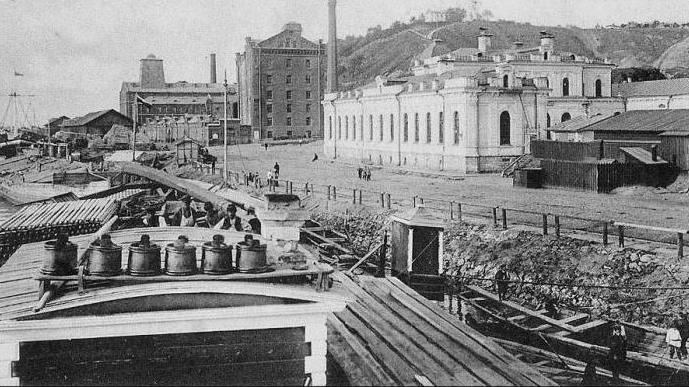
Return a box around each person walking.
[494,265,510,301]
[608,323,627,383]
[273,162,280,179]
[666,319,684,360]
[357,166,363,179]
[679,312,689,359]
[264,143,268,151]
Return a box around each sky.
[0,0,688,124]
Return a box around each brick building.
[119,54,239,124]
[236,22,327,140]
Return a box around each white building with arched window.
[322,72,549,173]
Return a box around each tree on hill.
[612,67,667,83]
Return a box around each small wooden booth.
[175,136,203,166]
[389,205,445,300]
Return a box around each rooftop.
[580,109,689,133]
[612,78,689,98]
[547,113,616,132]
[62,109,131,127]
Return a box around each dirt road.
[210,141,689,230]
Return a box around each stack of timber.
[0,198,118,261]
[459,285,689,385]
[326,272,553,386]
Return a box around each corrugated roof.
[620,147,668,165]
[548,113,615,132]
[612,78,689,98]
[581,109,689,133]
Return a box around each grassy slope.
[337,20,689,87]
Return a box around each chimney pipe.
[210,53,217,84]
[327,0,338,93]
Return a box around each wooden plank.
[300,228,352,254]
[558,313,589,325]
[508,314,529,322]
[571,319,608,333]
[347,242,383,274]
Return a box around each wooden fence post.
[305,182,309,195]
[618,225,624,248]
[352,189,357,204]
[542,214,548,235]
[333,186,337,200]
[492,208,498,228]
[380,192,385,208]
[457,203,462,221]
[327,185,331,200]
[358,190,362,204]
[386,193,391,209]
[678,233,684,259]
[285,181,289,193]
[449,202,454,220]
[603,222,608,245]
[412,196,417,208]
[501,208,507,230]
[555,216,561,237]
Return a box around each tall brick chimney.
[210,53,217,84]
[327,0,338,92]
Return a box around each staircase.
[502,154,536,177]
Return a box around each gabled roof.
[581,109,689,133]
[548,113,615,132]
[62,109,131,127]
[47,116,70,126]
[620,147,668,165]
[257,29,320,50]
[612,78,689,98]
[390,205,444,228]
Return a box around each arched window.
[453,112,460,144]
[403,114,409,142]
[345,116,349,139]
[352,115,356,140]
[499,111,510,145]
[426,112,432,143]
[328,116,332,139]
[546,114,551,128]
[414,113,419,142]
[561,112,571,122]
[379,114,384,141]
[337,116,341,139]
[438,112,444,143]
[390,114,394,141]
[562,78,570,96]
[369,115,373,141]
[503,74,509,88]
[595,79,602,97]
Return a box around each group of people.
[157,196,261,234]
[357,166,372,181]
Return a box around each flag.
[14,71,24,77]
[136,94,152,108]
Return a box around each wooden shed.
[389,206,445,300]
[659,131,689,171]
[175,136,203,166]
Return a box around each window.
[414,113,419,142]
[266,103,273,113]
[286,90,292,100]
[562,77,569,96]
[352,115,357,140]
[345,116,349,139]
[379,115,383,141]
[328,116,332,139]
[403,113,409,142]
[546,113,551,128]
[305,103,311,113]
[267,131,273,138]
[287,130,292,137]
[503,74,509,88]
[266,90,273,100]
[286,116,292,126]
[266,75,272,84]
[286,58,292,68]
[305,75,311,84]
[543,52,548,60]
[305,91,312,100]
[266,117,273,126]
[390,114,394,141]
[286,75,292,84]
[438,112,444,143]
[453,112,460,144]
[337,116,341,139]
[499,111,510,145]
[369,115,373,140]
[595,79,602,97]
[426,112,431,143]
[286,104,292,113]
[305,59,311,68]
[561,112,571,122]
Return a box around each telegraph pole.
[223,75,229,182]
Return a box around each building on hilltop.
[119,54,239,125]
[236,22,327,141]
[612,78,689,111]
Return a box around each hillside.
[336,19,689,88]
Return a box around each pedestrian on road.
[357,166,363,179]
[273,162,280,179]
[264,143,268,151]
[608,323,627,383]
[679,312,689,358]
[666,319,684,360]
[494,264,510,301]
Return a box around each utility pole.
[223,74,229,182]
[132,94,138,161]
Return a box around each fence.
[211,169,689,259]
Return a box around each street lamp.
[223,77,228,182]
